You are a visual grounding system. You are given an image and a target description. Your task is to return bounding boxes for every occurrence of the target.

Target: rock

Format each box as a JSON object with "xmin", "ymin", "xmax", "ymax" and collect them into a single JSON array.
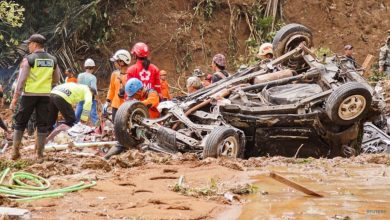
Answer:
[{"xmin": 0, "ymin": 207, "xmax": 31, "ymax": 219}]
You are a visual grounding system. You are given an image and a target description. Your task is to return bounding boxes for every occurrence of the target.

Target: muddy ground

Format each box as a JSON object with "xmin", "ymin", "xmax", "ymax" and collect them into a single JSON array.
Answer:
[{"xmin": 0, "ymin": 144, "xmax": 390, "ymax": 219}]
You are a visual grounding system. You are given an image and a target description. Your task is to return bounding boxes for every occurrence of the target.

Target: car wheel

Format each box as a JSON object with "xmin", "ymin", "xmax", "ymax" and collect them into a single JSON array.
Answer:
[
  {"xmin": 203, "ymin": 126, "xmax": 245, "ymax": 158},
  {"xmin": 114, "ymin": 101, "xmax": 149, "ymax": 149},
  {"xmin": 272, "ymin": 23, "xmax": 313, "ymax": 58},
  {"xmin": 326, "ymin": 82, "xmax": 372, "ymax": 126}
]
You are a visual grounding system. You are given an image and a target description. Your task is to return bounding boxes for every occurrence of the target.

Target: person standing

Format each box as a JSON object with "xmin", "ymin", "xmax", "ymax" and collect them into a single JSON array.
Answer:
[
  {"xmin": 342, "ymin": 44, "xmax": 357, "ymax": 69},
  {"xmin": 105, "ymin": 49, "xmax": 131, "ymax": 121},
  {"xmin": 75, "ymin": 58, "xmax": 99, "ymax": 126},
  {"xmin": 160, "ymin": 70, "xmax": 172, "ymax": 101},
  {"xmin": 9, "ymin": 34, "xmax": 61, "ymax": 161},
  {"xmin": 379, "ymin": 36, "xmax": 390, "ymax": 75},
  {"xmin": 127, "ymin": 42, "xmax": 161, "ymax": 95},
  {"xmin": 211, "ymin": 54, "xmax": 229, "ymax": 83},
  {"xmin": 64, "ymin": 68, "xmax": 77, "ymax": 83}
]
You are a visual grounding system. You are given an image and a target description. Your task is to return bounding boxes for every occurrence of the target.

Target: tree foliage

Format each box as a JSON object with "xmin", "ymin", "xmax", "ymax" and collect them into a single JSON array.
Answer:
[{"xmin": 0, "ymin": 1, "xmax": 25, "ymax": 47}]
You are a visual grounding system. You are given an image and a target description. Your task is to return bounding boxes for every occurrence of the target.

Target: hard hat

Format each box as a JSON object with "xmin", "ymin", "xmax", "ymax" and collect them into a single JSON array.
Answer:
[
  {"xmin": 258, "ymin": 43, "xmax": 273, "ymax": 57},
  {"xmin": 212, "ymin": 54, "xmax": 226, "ymax": 67},
  {"xmin": 186, "ymin": 76, "xmax": 202, "ymax": 89},
  {"xmin": 131, "ymin": 42, "xmax": 149, "ymax": 58},
  {"xmin": 125, "ymin": 78, "xmax": 143, "ymax": 97},
  {"xmin": 84, "ymin": 58, "xmax": 96, "ymax": 67},
  {"xmin": 110, "ymin": 49, "xmax": 131, "ymax": 64}
]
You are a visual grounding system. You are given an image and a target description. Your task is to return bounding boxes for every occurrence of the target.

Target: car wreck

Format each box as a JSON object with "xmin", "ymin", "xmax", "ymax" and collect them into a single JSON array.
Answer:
[{"xmin": 114, "ymin": 24, "xmax": 383, "ymax": 159}]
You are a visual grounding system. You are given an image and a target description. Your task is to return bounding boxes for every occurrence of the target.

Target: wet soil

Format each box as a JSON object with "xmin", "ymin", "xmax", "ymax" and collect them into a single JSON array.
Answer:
[{"xmin": 1, "ymin": 148, "xmax": 390, "ymax": 219}]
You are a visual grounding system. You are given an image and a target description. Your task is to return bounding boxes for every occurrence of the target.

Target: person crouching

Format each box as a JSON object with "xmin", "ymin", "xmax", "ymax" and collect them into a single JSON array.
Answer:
[{"xmin": 48, "ymin": 83, "xmax": 96, "ymax": 133}]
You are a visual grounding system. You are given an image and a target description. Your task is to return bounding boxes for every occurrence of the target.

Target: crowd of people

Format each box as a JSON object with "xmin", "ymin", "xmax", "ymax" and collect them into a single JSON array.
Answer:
[{"xmin": 2, "ymin": 31, "xmax": 390, "ymax": 162}]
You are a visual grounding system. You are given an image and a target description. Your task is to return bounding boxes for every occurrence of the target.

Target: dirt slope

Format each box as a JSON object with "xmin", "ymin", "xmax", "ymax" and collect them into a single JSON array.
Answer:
[
  {"xmin": 101, "ymin": 0, "xmax": 390, "ymax": 91},
  {"xmin": 283, "ymin": 0, "xmax": 390, "ymax": 63}
]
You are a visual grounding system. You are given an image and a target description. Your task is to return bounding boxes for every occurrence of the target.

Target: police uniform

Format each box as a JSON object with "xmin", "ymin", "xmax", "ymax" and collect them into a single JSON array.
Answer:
[{"xmin": 11, "ymin": 34, "xmax": 61, "ymax": 160}]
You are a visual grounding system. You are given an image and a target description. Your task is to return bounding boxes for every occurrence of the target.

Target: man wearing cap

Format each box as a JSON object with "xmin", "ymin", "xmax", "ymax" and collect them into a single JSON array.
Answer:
[
  {"xmin": 343, "ymin": 45, "xmax": 357, "ymax": 69},
  {"xmin": 379, "ymin": 36, "xmax": 390, "ymax": 75},
  {"xmin": 9, "ymin": 34, "xmax": 61, "ymax": 161},
  {"xmin": 75, "ymin": 58, "xmax": 99, "ymax": 126},
  {"xmin": 211, "ymin": 54, "xmax": 229, "ymax": 83}
]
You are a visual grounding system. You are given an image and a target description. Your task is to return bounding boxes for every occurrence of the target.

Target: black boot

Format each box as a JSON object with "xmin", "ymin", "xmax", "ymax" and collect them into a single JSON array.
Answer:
[{"xmin": 104, "ymin": 145, "xmax": 124, "ymax": 160}]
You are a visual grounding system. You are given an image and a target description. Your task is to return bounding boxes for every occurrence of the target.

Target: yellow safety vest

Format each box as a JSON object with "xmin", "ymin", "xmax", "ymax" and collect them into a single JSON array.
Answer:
[{"xmin": 24, "ymin": 52, "xmax": 55, "ymax": 94}]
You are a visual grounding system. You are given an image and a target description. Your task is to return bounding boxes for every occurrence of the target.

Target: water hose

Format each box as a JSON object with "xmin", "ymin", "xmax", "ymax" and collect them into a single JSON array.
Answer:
[{"xmin": 0, "ymin": 168, "xmax": 96, "ymax": 201}]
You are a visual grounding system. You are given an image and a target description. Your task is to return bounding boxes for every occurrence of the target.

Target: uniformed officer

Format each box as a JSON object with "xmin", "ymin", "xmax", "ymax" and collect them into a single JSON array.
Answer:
[
  {"xmin": 379, "ymin": 36, "xmax": 390, "ymax": 75},
  {"xmin": 10, "ymin": 34, "xmax": 61, "ymax": 161}
]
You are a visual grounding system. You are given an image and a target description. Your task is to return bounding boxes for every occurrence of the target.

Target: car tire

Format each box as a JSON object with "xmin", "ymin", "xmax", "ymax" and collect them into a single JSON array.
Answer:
[
  {"xmin": 272, "ymin": 23, "xmax": 313, "ymax": 58},
  {"xmin": 203, "ymin": 126, "xmax": 245, "ymax": 159},
  {"xmin": 114, "ymin": 101, "xmax": 149, "ymax": 149},
  {"xmin": 325, "ymin": 82, "xmax": 372, "ymax": 126}
]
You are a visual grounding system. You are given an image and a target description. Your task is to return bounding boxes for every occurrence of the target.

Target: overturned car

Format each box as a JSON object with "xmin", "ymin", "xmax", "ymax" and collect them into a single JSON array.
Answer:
[{"xmin": 114, "ymin": 24, "xmax": 383, "ymax": 158}]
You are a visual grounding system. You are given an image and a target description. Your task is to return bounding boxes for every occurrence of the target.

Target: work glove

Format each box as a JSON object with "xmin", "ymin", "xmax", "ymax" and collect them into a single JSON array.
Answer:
[{"xmin": 118, "ymin": 88, "xmax": 125, "ymax": 99}]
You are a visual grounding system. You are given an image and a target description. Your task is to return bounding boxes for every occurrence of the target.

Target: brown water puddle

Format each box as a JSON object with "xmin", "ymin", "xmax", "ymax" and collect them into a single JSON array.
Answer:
[{"xmin": 236, "ymin": 165, "xmax": 390, "ymax": 219}]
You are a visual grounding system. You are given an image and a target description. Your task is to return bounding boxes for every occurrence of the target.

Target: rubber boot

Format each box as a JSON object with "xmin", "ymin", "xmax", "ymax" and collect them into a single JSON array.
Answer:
[
  {"xmin": 11, "ymin": 130, "xmax": 24, "ymax": 160},
  {"xmin": 36, "ymin": 133, "xmax": 47, "ymax": 163},
  {"xmin": 104, "ymin": 145, "xmax": 124, "ymax": 160}
]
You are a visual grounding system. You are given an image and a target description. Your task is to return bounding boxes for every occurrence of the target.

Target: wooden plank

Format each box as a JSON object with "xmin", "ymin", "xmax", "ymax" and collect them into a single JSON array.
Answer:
[
  {"xmin": 269, "ymin": 171, "xmax": 323, "ymax": 197},
  {"xmin": 361, "ymin": 54, "xmax": 374, "ymax": 78}
]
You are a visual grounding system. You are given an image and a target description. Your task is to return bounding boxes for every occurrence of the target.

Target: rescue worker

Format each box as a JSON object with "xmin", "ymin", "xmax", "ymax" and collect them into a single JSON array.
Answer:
[
  {"xmin": 64, "ymin": 68, "xmax": 77, "ymax": 83},
  {"xmin": 257, "ymin": 43, "xmax": 274, "ymax": 64},
  {"xmin": 342, "ymin": 44, "xmax": 357, "ymax": 68},
  {"xmin": 160, "ymin": 70, "xmax": 172, "ymax": 101},
  {"xmin": 211, "ymin": 54, "xmax": 229, "ymax": 83},
  {"xmin": 187, "ymin": 76, "xmax": 203, "ymax": 94},
  {"xmin": 127, "ymin": 42, "xmax": 161, "ymax": 95},
  {"xmin": 125, "ymin": 78, "xmax": 160, "ymax": 118},
  {"xmin": 379, "ymin": 36, "xmax": 390, "ymax": 75},
  {"xmin": 75, "ymin": 58, "xmax": 99, "ymax": 126},
  {"xmin": 104, "ymin": 78, "xmax": 160, "ymax": 160},
  {"xmin": 48, "ymin": 83, "xmax": 95, "ymax": 132},
  {"xmin": 10, "ymin": 34, "xmax": 61, "ymax": 161},
  {"xmin": 105, "ymin": 49, "xmax": 131, "ymax": 121}
]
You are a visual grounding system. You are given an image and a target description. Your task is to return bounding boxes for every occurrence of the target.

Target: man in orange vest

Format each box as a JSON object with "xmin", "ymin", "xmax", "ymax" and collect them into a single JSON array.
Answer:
[
  {"xmin": 105, "ymin": 49, "xmax": 131, "ymax": 121},
  {"xmin": 160, "ymin": 70, "xmax": 172, "ymax": 101}
]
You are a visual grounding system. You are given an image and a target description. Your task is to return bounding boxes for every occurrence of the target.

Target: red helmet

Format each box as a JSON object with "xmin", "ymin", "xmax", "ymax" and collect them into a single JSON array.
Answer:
[{"xmin": 131, "ymin": 42, "xmax": 149, "ymax": 58}]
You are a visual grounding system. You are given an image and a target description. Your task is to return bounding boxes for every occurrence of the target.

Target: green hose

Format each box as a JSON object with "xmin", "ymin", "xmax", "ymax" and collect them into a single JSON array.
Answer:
[{"xmin": 0, "ymin": 168, "xmax": 96, "ymax": 201}]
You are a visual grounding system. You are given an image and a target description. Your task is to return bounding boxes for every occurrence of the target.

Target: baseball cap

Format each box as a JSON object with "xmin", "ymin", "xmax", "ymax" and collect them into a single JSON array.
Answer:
[{"xmin": 23, "ymin": 34, "xmax": 46, "ymax": 45}]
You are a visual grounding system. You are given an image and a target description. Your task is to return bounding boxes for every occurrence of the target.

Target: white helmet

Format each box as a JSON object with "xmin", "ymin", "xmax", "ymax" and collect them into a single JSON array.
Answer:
[
  {"xmin": 84, "ymin": 58, "xmax": 96, "ymax": 67},
  {"xmin": 257, "ymin": 43, "xmax": 273, "ymax": 58},
  {"xmin": 110, "ymin": 49, "xmax": 131, "ymax": 64}
]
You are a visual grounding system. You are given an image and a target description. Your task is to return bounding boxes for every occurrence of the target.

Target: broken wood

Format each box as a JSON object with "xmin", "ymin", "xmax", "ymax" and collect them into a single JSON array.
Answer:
[
  {"xmin": 150, "ymin": 176, "xmax": 178, "ymax": 180},
  {"xmin": 361, "ymin": 54, "xmax": 374, "ymax": 78},
  {"xmin": 269, "ymin": 171, "xmax": 323, "ymax": 197}
]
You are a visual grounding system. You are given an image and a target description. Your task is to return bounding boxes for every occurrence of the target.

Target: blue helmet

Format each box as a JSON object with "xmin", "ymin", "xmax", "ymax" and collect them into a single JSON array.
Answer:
[{"xmin": 125, "ymin": 78, "xmax": 143, "ymax": 97}]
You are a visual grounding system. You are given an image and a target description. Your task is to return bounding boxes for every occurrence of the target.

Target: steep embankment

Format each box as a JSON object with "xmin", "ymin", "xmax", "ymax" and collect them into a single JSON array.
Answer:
[{"xmin": 283, "ymin": 0, "xmax": 390, "ymax": 63}]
